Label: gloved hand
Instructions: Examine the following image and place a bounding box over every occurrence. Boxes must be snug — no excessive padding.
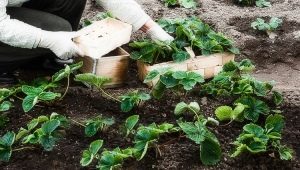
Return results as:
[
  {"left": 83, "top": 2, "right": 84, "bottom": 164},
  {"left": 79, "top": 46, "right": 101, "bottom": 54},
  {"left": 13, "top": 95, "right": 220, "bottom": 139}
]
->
[
  {"left": 38, "top": 31, "right": 83, "bottom": 60},
  {"left": 146, "top": 24, "right": 174, "bottom": 43}
]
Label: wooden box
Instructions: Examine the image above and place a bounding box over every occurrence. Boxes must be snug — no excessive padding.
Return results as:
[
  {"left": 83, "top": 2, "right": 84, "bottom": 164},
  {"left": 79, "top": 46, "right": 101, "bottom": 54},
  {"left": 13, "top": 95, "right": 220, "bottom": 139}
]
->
[
  {"left": 137, "top": 47, "right": 235, "bottom": 87},
  {"left": 73, "top": 18, "right": 132, "bottom": 87},
  {"left": 77, "top": 47, "right": 130, "bottom": 88}
]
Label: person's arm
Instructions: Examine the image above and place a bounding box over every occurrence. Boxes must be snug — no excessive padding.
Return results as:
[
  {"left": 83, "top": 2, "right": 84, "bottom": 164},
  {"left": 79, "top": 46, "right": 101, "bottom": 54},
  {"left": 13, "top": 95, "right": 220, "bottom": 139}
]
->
[
  {"left": 96, "top": 0, "right": 173, "bottom": 42},
  {"left": 0, "top": 0, "right": 82, "bottom": 59}
]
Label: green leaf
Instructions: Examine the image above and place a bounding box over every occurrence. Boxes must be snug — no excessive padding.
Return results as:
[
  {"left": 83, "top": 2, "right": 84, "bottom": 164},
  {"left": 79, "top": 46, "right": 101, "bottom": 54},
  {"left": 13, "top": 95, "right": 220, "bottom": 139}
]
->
[
  {"left": 0, "top": 101, "right": 12, "bottom": 112},
  {"left": 265, "top": 114, "right": 284, "bottom": 133},
  {"left": 215, "top": 106, "right": 233, "bottom": 121},
  {"left": 40, "top": 135, "right": 56, "bottom": 151},
  {"left": 39, "top": 92, "right": 61, "bottom": 101},
  {"left": 85, "top": 123, "right": 99, "bottom": 137},
  {"left": 172, "top": 51, "right": 190, "bottom": 63},
  {"left": 178, "top": 121, "right": 207, "bottom": 144},
  {"left": 41, "top": 120, "right": 60, "bottom": 134},
  {"left": 273, "top": 91, "right": 283, "bottom": 106},
  {"left": 236, "top": 96, "right": 270, "bottom": 122},
  {"left": 174, "top": 102, "right": 200, "bottom": 116},
  {"left": 0, "top": 131, "right": 15, "bottom": 147},
  {"left": 200, "top": 137, "right": 221, "bottom": 165},
  {"left": 125, "top": 115, "right": 139, "bottom": 136},
  {"left": 89, "top": 140, "right": 103, "bottom": 155},
  {"left": 144, "top": 70, "right": 160, "bottom": 83},
  {"left": 180, "top": 0, "right": 197, "bottom": 9},
  {"left": 80, "top": 150, "right": 93, "bottom": 166},
  {"left": 22, "top": 85, "right": 43, "bottom": 96},
  {"left": 152, "top": 81, "right": 167, "bottom": 99},
  {"left": 69, "top": 61, "right": 83, "bottom": 72},
  {"left": 75, "top": 73, "right": 111, "bottom": 89},
  {"left": 52, "top": 65, "right": 71, "bottom": 82},
  {"left": 22, "top": 96, "right": 39, "bottom": 112}
]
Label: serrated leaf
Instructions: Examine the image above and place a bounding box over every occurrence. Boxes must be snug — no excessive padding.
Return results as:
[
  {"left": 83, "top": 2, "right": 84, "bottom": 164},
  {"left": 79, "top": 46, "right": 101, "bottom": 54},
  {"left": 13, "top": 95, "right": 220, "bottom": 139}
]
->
[
  {"left": 0, "top": 101, "right": 12, "bottom": 112},
  {"left": 125, "top": 115, "right": 139, "bottom": 136},
  {"left": 215, "top": 106, "right": 233, "bottom": 121},
  {"left": 273, "top": 91, "right": 283, "bottom": 106},
  {"left": 265, "top": 114, "right": 284, "bottom": 133},
  {"left": 40, "top": 135, "right": 56, "bottom": 151},
  {"left": 178, "top": 121, "right": 207, "bottom": 144},
  {"left": 41, "top": 120, "right": 60, "bottom": 134},
  {"left": 22, "top": 96, "right": 39, "bottom": 112},
  {"left": 89, "top": 140, "right": 103, "bottom": 155},
  {"left": 174, "top": 102, "right": 189, "bottom": 115},
  {"left": 39, "top": 92, "right": 61, "bottom": 101},
  {"left": 75, "top": 73, "right": 111, "bottom": 88},
  {"left": 22, "top": 85, "right": 43, "bottom": 96},
  {"left": 200, "top": 136, "right": 221, "bottom": 165}
]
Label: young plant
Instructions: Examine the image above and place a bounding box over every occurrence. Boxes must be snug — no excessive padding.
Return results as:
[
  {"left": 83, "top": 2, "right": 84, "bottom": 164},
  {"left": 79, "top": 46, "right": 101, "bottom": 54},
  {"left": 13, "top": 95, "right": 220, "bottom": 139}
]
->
[
  {"left": 130, "top": 40, "right": 190, "bottom": 65},
  {"left": 120, "top": 91, "right": 151, "bottom": 112},
  {"left": 234, "top": 0, "right": 271, "bottom": 8},
  {"left": 124, "top": 115, "right": 140, "bottom": 137},
  {"left": 215, "top": 103, "right": 245, "bottom": 123},
  {"left": 21, "top": 62, "right": 83, "bottom": 112},
  {"left": 178, "top": 119, "right": 222, "bottom": 165},
  {"left": 174, "top": 101, "right": 201, "bottom": 116},
  {"left": 0, "top": 131, "right": 15, "bottom": 162},
  {"left": 16, "top": 113, "right": 69, "bottom": 151},
  {"left": 251, "top": 17, "right": 283, "bottom": 38},
  {"left": 99, "top": 147, "right": 136, "bottom": 170},
  {"left": 144, "top": 68, "right": 204, "bottom": 99},
  {"left": 164, "top": 0, "right": 197, "bottom": 9},
  {"left": 133, "top": 123, "right": 177, "bottom": 160},
  {"left": 231, "top": 114, "right": 293, "bottom": 160},
  {"left": 84, "top": 116, "right": 115, "bottom": 137},
  {"left": 80, "top": 139, "right": 103, "bottom": 166}
]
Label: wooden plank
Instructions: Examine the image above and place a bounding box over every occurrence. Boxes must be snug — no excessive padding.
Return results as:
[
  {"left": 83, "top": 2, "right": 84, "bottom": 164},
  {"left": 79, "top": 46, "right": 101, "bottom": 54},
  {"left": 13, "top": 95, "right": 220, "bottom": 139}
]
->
[
  {"left": 204, "top": 67, "right": 215, "bottom": 79},
  {"left": 222, "top": 53, "right": 235, "bottom": 64},
  {"left": 214, "top": 66, "right": 223, "bottom": 76}
]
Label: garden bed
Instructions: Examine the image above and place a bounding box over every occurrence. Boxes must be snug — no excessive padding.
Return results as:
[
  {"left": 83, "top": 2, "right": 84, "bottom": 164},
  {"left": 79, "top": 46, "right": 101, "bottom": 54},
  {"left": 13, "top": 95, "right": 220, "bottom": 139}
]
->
[{"left": 0, "top": 0, "right": 299, "bottom": 169}]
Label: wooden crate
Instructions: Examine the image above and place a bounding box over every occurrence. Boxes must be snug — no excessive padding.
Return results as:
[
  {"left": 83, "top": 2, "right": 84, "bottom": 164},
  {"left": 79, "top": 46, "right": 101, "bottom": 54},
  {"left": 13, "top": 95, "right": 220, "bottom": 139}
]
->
[
  {"left": 137, "top": 47, "right": 235, "bottom": 87},
  {"left": 73, "top": 18, "right": 132, "bottom": 87},
  {"left": 77, "top": 47, "right": 130, "bottom": 88}
]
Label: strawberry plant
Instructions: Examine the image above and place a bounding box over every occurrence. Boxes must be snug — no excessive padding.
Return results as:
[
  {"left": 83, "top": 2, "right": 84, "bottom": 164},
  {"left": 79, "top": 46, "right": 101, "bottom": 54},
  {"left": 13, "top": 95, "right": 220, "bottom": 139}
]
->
[
  {"left": 0, "top": 131, "right": 15, "bottom": 162},
  {"left": 80, "top": 139, "right": 103, "bottom": 166},
  {"left": 124, "top": 115, "right": 140, "bottom": 137},
  {"left": 130, "top": 40, "right": 190, "bottom": 64},
  {"left": 16, "top": 113, "right": 69, "bottom": 151},
  {"left": 215, "top": 103, "right": 245, "bottom": 123},
  {"left": 163, "top": 0, "right": 197, "bottom": 9},
  {"left": 231, "top": 114, "right": 293, "bottom": 160},
  {"left": 144, "top": 68, "right": 204, "bottom": 99},
  {"left": 175, "top": 101, "right": 221, "bottom": 165},
  {"left": 84, "top": 115, "right": 115, "bottom": 137},
  {"left": 159, "top": 17, "right": 240, "bottom": 55},
  {"left": 133, "top": 123, "right": 177, "bottom": 160},
  {"left": 75, "top": 73, "right": 151, "bottom": 112},
  {"left": 120, "top": 91, "right": 151, "bottom": 112},
  {"left": 234, "top": 0, "right": 271, "bottom": 8},
  {"left": 251, "top": 17, "right": 282, "bottom": 38}
]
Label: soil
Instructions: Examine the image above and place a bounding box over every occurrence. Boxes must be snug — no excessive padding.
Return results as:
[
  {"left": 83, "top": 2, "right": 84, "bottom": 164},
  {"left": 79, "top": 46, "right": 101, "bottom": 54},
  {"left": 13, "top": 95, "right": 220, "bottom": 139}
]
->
[{"left": 0, "top": 0, "right": 300, "bottom": 170}]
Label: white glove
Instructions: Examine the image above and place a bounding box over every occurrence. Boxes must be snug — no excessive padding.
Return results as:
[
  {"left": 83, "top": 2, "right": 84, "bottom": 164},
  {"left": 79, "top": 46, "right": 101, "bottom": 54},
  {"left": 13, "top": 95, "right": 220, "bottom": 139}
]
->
[
  {"left": 38, "top": 31, "right": 83, "bottom": 60},
  {"left": 146, "top": 24, "right": 174, "bottom": 42}
]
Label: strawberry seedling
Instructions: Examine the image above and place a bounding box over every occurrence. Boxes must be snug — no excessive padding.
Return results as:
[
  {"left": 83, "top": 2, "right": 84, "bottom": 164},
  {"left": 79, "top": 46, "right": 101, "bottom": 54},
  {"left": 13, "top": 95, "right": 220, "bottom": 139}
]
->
[
  {"left": 84, "top": 115, "right": 115, "bottom": 137},
  {"left": 120, "top": 91, "right": 151, "bottom": 112},
  {"left": 251, "top": 17, "right": 283, "bottom": 38},
  {"left": 163, "top": 0, "right": 197, "bottom": 9},
  {"left": 231, "top": 114, "right": 293, "bottom": 160},
  {"left": 80, "top": 139, "right": 104, "bottom": 166},
  {"left": 144, "top": 68, "right": 204, "bottom": 99}
]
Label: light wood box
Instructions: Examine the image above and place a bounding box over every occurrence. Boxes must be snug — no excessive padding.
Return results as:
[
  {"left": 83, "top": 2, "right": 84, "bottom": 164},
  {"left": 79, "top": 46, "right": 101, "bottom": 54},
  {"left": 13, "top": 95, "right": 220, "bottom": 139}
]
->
[{"left": 137, "top": 47, "right": 235, "bottom": 87}]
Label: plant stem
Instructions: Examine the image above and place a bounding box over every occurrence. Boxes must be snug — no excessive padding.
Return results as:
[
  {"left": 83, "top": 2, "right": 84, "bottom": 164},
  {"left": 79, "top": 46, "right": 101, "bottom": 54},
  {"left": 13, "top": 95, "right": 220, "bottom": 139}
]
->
[
  {"left": 13, "top": 146, "right": 36, "bottom": 152},
  {"left": 220, "top": 120, "right": 233, "bottom": 127},
  {"left": 70, "top": 118, "right": 85, "bottom": 127},
  {"left": 98, "top": 88, "right": 121, "bottom": 102},
  {"left": 60, "top": 76, "right": 70, "bottom": 100}
]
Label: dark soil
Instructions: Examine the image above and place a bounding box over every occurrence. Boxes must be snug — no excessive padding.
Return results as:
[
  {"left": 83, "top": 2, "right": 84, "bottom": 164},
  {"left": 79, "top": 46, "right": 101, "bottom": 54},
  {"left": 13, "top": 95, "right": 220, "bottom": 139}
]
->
[{"left": 0, "top": 0, "right": 299, "bottom": 170}]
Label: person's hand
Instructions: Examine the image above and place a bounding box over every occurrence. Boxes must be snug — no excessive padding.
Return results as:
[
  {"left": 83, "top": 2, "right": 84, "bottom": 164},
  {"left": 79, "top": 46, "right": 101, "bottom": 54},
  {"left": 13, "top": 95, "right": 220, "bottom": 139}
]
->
[
  {"left": 146, "top": 24, "right": 174, "bottom": 43},
  {"left": 38, "top": 31, "right": 84, "bottom": 60}
]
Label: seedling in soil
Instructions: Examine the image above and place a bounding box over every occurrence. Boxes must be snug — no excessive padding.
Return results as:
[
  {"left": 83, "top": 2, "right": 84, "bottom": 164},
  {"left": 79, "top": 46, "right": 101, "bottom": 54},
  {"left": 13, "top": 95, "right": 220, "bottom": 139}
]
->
[
  {"left": 133, "top": 123, "right": 178, "bottom": 160},
  {"left": 178, "top": 119, "right": 222, "bottom": 165},
  {"left": 251, "top": 17, "right": 283, "bottom": 39},
  {"left": 124, "top": 115, "right": 140, "bottom": 137},
  {"left": 0, "top": 131, "right": 15, "bottom": 162},
  {"left": 80, "top": 139, "right": 103, "bottom": 166},
  {"left": 120, "top": 91, "right": 151, "bottom": 112},
  {"left": 17, "top": 113, "right": 69, "bottom": 151},
  {"left": 215, "top": 103, "right": 245, "bottom": 123},
  {"left": 84, "top": 115, "right": 115, "bottom": 137},
  {"left": 231, "top": 114, "right": 293, "bottom": 160},
  {"left": 234, "top": 0, "right": 271, "bottom": 8},
  {"left": 130, "top": 40, "right": 190, "bottom": 65},
  {"left": 75, "top": 73, "right": 151, "bottom": 112},
  {"left": 159, "top": 17, "right": 240, "bottom": 55},
  {"left": 164, "top": 0, "right": 197, "bottom": 9},
  {"left": 144, "top": 68, "right": 204, "bottom": 99}
]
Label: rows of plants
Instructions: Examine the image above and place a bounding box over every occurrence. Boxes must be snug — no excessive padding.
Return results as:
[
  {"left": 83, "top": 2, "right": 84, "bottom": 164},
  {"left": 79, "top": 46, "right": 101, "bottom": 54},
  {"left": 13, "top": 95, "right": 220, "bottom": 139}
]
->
[{"left": 0, "top": 58, "right": 293, "bottom": 168}]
